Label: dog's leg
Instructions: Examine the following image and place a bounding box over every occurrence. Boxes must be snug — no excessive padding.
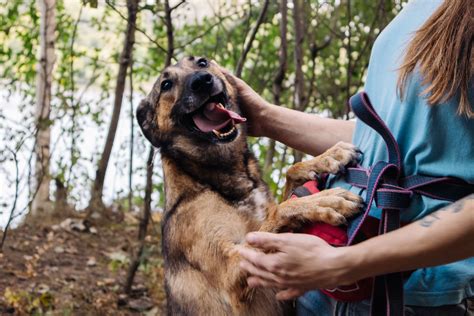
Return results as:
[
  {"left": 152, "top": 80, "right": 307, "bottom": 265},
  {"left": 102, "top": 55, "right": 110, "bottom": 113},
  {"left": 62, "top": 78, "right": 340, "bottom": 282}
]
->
[
  {"left": 235, "top": 187, "right": 362, "bottom": 310},
  {"left": 283, "top": 141, "right": 361, "bottom": 199},
  {"left": 260, "top": 187, "right": 363, "bottom": 233}
]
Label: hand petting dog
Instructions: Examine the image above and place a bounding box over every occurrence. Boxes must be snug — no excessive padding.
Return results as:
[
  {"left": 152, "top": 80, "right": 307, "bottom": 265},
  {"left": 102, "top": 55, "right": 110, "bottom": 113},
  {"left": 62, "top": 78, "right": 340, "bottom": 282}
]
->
[{"left": 238, "top": 232, "right": 355, "bottom": 301}]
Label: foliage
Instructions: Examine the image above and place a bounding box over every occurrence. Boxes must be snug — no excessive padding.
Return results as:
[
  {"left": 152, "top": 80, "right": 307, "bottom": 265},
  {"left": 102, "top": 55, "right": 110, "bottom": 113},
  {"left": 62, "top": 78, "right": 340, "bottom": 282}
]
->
[
  {"left": 0, "top": 0, "right": 408, "bottom": 221},
  {"left": 4, "top": 287, "right": 54, "bottom": 314}
]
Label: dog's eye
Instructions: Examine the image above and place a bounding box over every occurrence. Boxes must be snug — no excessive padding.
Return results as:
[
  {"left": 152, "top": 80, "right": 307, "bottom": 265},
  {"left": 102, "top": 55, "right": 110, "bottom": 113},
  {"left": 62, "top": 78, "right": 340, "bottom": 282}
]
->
[
  {"left": 197, "top": 58, "right": 208, "bottom": 68},
  {"left": 161, "top": 80, "right": 173, "bottom": 91}
]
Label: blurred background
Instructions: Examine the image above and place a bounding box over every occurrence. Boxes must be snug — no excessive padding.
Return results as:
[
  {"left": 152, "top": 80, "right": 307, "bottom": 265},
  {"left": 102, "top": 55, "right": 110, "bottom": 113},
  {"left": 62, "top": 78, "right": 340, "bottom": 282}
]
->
[{"left": 0, "top": 0, "right": 408, "bottom": 314}]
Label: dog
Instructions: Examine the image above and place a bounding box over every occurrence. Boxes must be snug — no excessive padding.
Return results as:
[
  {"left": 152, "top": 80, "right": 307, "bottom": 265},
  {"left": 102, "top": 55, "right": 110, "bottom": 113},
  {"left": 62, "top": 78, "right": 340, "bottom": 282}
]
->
[{"left": 136, "top": 56, "right": 362, "bottom": 315}]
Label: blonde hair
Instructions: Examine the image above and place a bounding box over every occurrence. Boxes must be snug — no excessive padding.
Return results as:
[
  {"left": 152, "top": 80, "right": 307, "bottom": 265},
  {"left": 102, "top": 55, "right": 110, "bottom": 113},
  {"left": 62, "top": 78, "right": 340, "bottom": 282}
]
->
[{"left": 397, "top": 0, "right": 473, "bottom": 118}]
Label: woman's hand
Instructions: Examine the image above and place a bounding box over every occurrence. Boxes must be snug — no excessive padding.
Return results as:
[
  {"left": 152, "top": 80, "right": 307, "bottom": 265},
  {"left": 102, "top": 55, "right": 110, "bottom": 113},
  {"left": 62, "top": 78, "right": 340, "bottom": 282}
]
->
[
  {"left": 238, "top": 232, "right": 356, "bottom": 300},
  {"left": 216, "top": 65, "right": 272, "bottom": 137},
  {"left": 214, "top": 62, "right": 355, "bottom": 155},
  {"left": 239, "top": 195, "right": 474, "bottom": 301}
]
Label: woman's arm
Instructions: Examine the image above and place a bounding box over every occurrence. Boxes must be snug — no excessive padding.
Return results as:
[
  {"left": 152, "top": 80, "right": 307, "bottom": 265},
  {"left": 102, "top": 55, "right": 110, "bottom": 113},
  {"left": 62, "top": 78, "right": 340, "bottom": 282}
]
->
[
  {"left": 259, "top": 104, "right": 355, "bottom": 156},
  {"left": 222, "top": 69, "right": 355, "bottom": 156},
  {"left": 238, "top": 194, "right": 474, "bottom": 300}
]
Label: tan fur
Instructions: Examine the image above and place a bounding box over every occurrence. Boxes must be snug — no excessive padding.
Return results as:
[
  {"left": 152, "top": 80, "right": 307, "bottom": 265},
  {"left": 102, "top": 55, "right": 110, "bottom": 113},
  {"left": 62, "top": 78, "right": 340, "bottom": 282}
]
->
[{"left": 136, "top": 57, "right": 362, "bottom": 315}]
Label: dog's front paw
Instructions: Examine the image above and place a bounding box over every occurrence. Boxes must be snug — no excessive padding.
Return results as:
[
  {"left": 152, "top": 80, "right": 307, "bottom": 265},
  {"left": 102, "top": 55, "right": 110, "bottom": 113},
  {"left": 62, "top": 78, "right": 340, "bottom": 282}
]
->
[
  {"left": 314, "top": 187, "right": 364, "bottom": 220},
  {"left": 317, "top": 141, "right": 361, "bottom": 174},
  {"left": 276, "top": 188, "right": 363, "bottom": 228},
  {"left": 285, "top": 142, "right": 361, "bottom": 188}
]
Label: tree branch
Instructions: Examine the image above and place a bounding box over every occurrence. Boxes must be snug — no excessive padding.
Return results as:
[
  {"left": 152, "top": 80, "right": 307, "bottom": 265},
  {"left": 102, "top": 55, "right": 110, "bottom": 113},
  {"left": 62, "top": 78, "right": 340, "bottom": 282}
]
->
[
  {"left": 1, "top": 148, "right": 20, "bottom": 251},
  {"left": 235, "top": 0, "right": 270, "bottom": 77},
  {"left": 105, "top": 0, "right": 171, "bottom": 58},
  {"left": 170, "top": 0, "right": 186, "bottom": 12}
]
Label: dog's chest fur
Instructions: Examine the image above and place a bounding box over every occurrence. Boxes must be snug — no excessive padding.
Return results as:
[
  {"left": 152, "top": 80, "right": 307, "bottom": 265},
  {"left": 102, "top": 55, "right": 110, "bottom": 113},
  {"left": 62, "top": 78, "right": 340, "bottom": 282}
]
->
[{"left": 235, "top": 186, "right": 271, "bottom": 222}]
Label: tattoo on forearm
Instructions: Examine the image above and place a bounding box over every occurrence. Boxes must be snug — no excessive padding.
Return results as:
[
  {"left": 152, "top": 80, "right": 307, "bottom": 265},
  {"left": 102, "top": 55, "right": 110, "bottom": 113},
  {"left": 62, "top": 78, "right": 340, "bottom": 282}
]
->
[{"left": 418, "top": 194, "right": 474, "bottom": 228}]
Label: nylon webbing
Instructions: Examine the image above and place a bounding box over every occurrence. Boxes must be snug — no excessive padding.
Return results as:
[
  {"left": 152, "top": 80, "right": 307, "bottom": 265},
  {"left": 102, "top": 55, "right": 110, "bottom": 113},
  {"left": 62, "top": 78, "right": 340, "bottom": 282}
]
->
[{"left": 346, "top": 92, "right": 474, "bottom": 316}]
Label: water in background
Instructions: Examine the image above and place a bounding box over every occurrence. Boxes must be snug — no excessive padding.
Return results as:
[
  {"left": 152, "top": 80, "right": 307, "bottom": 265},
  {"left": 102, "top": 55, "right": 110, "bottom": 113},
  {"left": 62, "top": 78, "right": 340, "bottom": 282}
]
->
[{"left": 0, "top": 90, "right": 163, "bottom": 228}]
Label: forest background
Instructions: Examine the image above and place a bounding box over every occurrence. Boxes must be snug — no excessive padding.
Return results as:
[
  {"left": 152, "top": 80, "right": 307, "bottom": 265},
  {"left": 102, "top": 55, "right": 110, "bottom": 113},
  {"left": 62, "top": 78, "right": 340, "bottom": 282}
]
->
[{"left": 0, "top": 0, "right": 407, "bottom": 314}]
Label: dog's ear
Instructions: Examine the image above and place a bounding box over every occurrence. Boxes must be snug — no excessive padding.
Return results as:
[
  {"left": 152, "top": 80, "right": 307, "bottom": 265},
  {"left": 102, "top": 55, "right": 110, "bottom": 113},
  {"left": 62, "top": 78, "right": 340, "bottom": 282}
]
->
[{"left": 136, "top": 98, "right": 161, "bottom": 147}]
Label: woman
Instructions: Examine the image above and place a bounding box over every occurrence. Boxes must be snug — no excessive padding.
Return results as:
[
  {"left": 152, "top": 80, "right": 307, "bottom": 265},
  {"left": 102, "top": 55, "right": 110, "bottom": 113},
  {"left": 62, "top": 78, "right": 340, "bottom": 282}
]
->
[{"left": 231, "top": 0, "right": 474, "bottom": 314}]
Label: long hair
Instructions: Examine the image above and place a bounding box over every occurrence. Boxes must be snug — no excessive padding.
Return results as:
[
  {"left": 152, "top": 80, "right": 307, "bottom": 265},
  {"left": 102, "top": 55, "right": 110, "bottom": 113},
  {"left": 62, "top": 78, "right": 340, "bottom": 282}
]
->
[{"left": 397, "top": 0, "right": 473, "bottom": 118}]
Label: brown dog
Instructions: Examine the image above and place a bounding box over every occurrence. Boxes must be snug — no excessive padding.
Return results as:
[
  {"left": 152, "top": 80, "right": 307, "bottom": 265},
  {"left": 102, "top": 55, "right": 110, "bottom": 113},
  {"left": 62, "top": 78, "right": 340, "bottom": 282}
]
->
[{"left": 137, "top": 57, "right": 362, "bottom": 315}]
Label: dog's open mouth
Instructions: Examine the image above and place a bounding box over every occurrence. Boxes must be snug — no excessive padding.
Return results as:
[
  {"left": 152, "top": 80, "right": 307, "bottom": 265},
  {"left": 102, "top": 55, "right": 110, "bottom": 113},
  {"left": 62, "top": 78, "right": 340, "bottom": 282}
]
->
[{"left": 186, "top": 92, "right": 246, "bottom": 142}]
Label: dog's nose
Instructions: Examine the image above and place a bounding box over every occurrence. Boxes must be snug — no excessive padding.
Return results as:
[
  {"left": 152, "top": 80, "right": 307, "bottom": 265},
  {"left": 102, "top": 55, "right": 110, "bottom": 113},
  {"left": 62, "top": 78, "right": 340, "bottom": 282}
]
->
[{"left": 190, "top": 72, "right": 213, "bottom": 93}]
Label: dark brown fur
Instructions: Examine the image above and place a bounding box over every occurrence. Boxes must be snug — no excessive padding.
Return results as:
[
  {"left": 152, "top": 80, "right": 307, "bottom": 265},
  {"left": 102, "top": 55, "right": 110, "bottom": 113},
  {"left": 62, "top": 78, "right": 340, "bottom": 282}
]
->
[{"left": 137, "top": 57, "right": 362, "bottom": 315}]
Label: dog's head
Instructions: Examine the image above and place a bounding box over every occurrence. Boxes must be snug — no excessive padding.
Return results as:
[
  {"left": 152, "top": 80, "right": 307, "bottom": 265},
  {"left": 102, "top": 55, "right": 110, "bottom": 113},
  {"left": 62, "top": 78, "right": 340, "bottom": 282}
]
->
[{"left": 137, "top": 56, "right": 248, "bottom": 160}]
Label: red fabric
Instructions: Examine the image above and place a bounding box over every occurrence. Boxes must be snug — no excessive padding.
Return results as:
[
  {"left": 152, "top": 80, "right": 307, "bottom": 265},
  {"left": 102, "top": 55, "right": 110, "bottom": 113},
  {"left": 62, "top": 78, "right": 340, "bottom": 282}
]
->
[
  {"left": 300, "top": 222, "right": 348, "bottom": 246},
  {"left": 290, "top": 180, "right": 349, "bottom": 247},
  {"left": 290, "top": 180, "right": 374, "bottom": 302}
]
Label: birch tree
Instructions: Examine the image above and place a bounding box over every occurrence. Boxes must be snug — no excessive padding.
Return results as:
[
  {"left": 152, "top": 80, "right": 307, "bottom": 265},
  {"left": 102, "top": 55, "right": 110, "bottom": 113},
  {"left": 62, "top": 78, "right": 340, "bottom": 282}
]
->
[{"left": 31, "top": 0, "right": 56, "bottom": 217}]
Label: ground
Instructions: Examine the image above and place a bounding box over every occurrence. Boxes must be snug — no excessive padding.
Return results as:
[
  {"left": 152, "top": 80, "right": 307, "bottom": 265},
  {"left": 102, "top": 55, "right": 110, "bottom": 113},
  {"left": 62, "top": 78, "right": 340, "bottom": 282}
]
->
[{"left": 0, "top": 213, "right": 166, "bottom": 315}]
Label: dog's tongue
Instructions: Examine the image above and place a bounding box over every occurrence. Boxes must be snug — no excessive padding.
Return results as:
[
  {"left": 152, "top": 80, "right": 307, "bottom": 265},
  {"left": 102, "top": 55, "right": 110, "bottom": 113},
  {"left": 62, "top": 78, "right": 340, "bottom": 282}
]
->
[{"left": 192, "top": 102, "right": 246, "bottom": 133}]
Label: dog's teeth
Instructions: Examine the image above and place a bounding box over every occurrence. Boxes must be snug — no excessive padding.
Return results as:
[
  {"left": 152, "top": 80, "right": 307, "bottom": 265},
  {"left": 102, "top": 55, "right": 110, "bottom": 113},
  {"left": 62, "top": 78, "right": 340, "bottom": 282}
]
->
[{"left": 212, "top": 126, "right": 236, "bottom": 138}]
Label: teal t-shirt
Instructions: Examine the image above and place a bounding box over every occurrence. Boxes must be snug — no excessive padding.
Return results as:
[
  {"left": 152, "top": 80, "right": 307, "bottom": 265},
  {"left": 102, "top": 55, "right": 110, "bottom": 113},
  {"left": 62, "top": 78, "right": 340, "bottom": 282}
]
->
[{"left": 327, "top": 0, "right": 474, "bottom": 307}]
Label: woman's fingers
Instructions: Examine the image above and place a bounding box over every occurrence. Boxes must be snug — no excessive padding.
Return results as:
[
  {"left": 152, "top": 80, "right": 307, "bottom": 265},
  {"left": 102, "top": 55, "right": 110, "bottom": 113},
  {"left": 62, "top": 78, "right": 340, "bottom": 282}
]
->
[
  {"left": 246, "top": 276, "right": 286, "bottom": 289},
  {"left": 245, "top": 232, "right": 288, "bottom": 251},
  {"left": 238, "top": 247, "right": 283, "bottom": 273},
  {"left": 240, "top": 258, "right": 287, "bottom": 286},
  {"left": 276, "top": 288, "right": 305, "bottom": 301},
  {"left": 239, "top": 258, "right": 274, "bottom": 280}
]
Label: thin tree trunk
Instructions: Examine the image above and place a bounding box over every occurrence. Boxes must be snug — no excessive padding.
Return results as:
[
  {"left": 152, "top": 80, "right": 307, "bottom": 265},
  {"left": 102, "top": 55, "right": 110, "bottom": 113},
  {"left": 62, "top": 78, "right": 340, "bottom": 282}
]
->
[
  {"left": 263, "top": 139, "right": 276, "bottom": 177},
  {"left": 89, "top": 0, "right": 139, "bottom": 213},
  {"left": 292, "top": 0, "right": 305, "bottom": 163},
  {"left": 124, "top": 0, "right": 174, "bottom": 294},
  {"left": 264, "top": 0, "right": 288, "bottom": 175},
  {"left": 1, "top": 149, "right": 20, "bottom": 250},
  {"left": 235, "top": 0, "right": 270, "bottom": 77},
  {"left": 305, "top": 1, "right": 332, "bottom": 111},
  {"left": 164, "top": 0, "right": 174, "bottom": 67},
  {"left": 274, "top": 145, "right": 288, "bottom": 199},
  {"left": 31, "top": 0, "right": 56, "bottom": 217},
  {"left": 124, "top": 146, "right": 154, "bottom": 294},
  {"left": 66, "top": 5, "right": 83, "bottom": 192},
  {"left": 345, "top": 0, "right": 352, "bottom": 119},
  {"left": 128, "top": 59, "right": 134, "bottom": 213}
]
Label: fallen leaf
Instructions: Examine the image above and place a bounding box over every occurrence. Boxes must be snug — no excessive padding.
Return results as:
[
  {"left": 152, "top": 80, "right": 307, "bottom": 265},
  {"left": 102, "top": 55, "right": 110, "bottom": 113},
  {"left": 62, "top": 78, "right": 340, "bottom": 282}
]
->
[
  {"left": 87, "top": 257, "right": 97, "bottom": 267},
  {"left": 145, "top": 307, "right": 160, "bottom": 316},
  {"left": 103, "top": 278, "right": 115, "bottom": 285},
  {"left": 36, "top": 283, "right": 50, "bottom": 294},
  {"left": 65, "top": 246, "right": 78, "bottom": 254},
  {"left": 105, "top": 251, "right": 128, "bottom": 263}
]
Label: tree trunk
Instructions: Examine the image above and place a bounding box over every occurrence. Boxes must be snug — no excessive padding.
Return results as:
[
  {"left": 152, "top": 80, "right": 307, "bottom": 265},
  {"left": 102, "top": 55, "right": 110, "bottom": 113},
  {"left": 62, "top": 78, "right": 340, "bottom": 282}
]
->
[
  {"left": 292, "top": 0, "right": 305, "bottom": 163},
  {"left": 264, "top": 0, "right": 288, "bottom": 176},
  {"left": 31, "top": 0, "right": 56, "bottom": 217},
  {"left": 124, "top": 0, "right": 172, "bottom": 294},
  {"left": 89, "top": 0, "right": 139, "bottom": 213},
  {"left": 345, "top": 0, "right": 352, "bottom": 119},
  {"left": 124, "top": 146, "right": 154, "bottom": 294},
  {"left": 164, "top": 0, "right": 174, "bottom": 68},
  {"left": 128, "top": 60, "right": 134, "bottom": 213}
]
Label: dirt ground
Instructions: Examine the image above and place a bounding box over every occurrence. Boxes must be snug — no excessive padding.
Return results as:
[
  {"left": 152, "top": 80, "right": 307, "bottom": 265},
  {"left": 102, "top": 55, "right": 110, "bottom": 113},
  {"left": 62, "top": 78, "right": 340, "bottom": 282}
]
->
[{"left": 0, "top": 213, "right": 166, "bottom": 315}]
